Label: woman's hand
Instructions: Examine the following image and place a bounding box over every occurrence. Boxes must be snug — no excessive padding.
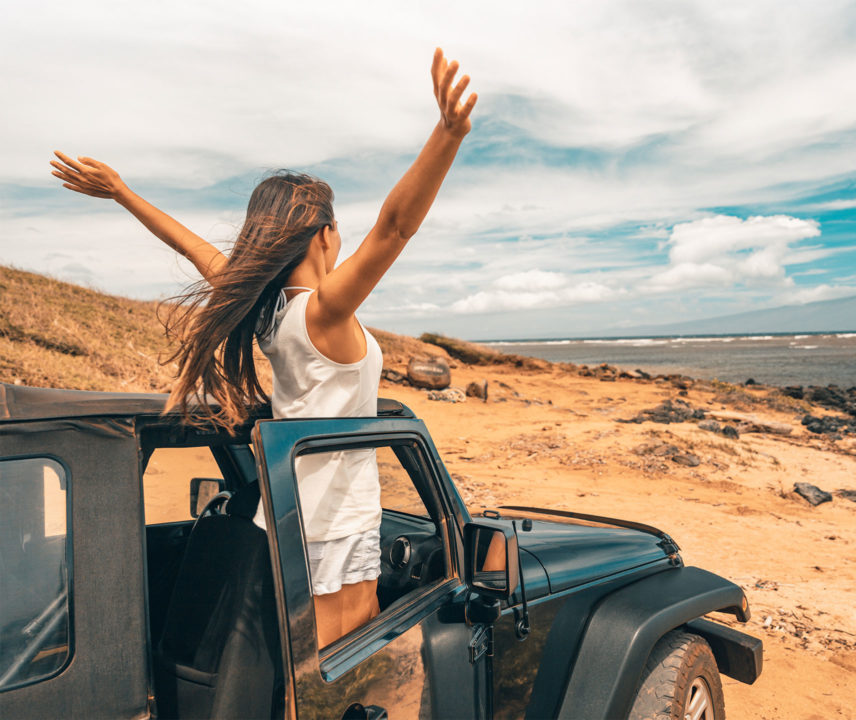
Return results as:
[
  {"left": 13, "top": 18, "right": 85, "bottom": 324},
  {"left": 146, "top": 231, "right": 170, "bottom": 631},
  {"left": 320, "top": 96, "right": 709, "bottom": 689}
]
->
[
  {"left": 432, "top": 47, "right": 478, "bottom": 139},
  {"left": 50, "top": 151, "right": 128, "bottom": 200}
]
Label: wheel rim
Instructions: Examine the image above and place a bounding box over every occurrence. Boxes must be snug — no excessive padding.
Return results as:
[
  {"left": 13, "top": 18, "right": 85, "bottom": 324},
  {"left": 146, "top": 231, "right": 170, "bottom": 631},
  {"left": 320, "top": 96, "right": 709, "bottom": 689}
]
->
[{"left": 684, "top": 677, "right": 714, "bottom": 720}]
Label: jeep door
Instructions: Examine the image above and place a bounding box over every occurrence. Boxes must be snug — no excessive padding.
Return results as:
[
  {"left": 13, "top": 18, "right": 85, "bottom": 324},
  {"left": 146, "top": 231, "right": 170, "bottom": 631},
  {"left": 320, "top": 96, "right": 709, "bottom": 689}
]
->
[
  {"left": 253, "top": 416, "right": 487, "bottom": 720},
  {"left": 0, "top": 419, "right": 149, "bottom": 720}
]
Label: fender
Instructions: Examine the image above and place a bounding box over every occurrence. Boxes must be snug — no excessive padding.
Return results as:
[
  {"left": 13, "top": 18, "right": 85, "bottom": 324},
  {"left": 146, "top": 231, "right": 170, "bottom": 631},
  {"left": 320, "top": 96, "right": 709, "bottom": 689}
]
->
[{"left": 556, "top": 566, "right": 748, "bottom": 720}]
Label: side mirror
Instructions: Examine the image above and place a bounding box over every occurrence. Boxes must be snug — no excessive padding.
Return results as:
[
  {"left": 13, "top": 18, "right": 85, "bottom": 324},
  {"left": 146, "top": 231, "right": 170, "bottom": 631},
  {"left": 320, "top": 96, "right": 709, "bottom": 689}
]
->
[
  {"left": 463, "top": 520, "right": 520, "bottom": 600},
  {"left": 190, "top": 477, "right": 225, "bottom": 518}
]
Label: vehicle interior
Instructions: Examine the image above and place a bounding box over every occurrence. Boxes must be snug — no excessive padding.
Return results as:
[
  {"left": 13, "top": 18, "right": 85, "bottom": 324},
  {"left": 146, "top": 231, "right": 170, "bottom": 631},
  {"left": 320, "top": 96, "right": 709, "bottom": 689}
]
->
[{"left": 138, "top": 422, "right": 450, "bottom": 719}]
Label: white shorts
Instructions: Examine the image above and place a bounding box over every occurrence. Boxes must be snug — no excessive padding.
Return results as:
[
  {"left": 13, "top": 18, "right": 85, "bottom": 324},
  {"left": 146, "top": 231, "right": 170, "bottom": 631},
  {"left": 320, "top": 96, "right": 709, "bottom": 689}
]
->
[{"left": 307, "top": 527, "right": 381, "bottom": 596}]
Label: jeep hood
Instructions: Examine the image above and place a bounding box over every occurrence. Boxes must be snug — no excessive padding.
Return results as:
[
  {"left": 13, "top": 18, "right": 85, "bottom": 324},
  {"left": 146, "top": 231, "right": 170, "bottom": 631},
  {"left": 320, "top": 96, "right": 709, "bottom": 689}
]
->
[{"left": 498, "top": 508, "right": 676, "bottom": 596}]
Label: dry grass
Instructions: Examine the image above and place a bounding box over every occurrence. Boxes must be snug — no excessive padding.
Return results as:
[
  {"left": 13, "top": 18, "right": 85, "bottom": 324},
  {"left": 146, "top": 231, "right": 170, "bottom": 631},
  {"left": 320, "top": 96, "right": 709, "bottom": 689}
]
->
[
  {"left": 0, "top": 265, "right": 449, "bottom": 393},
  {"left": 367, "top": 327, "right": 451, "bottom": 368},
  {"left": 0, "top": 265, "right": 175, "bottom": 391},
  {"left": 419, "top": 332, "right": 550, "bottom": 370}
]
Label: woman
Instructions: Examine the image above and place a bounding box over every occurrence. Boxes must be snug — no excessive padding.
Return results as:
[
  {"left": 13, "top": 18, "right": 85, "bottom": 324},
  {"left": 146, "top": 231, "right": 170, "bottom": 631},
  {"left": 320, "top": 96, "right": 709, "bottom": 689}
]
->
[{"left": 50, "top": 48, "right": 476, "bottom": 647}]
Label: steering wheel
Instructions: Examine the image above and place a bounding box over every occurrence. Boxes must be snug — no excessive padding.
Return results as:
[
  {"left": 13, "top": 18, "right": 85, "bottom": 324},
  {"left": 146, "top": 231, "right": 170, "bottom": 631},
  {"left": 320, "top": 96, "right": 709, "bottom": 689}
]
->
[{"left": 192, "top": 490, "right": 233, "bottom": 532}]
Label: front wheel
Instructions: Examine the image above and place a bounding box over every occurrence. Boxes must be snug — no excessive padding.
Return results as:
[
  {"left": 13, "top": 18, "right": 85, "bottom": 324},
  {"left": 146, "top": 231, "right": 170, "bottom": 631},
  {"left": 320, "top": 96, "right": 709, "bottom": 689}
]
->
[{"left": 628, "top": 630, "right": 725, "bottom": 720}]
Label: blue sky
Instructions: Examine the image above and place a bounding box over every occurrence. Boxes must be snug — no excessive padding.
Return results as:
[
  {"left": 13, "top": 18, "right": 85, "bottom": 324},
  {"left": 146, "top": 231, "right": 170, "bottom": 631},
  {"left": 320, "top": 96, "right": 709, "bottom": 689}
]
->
[{"left": 1, "top": 0, "right": 855, "bottom": 339}]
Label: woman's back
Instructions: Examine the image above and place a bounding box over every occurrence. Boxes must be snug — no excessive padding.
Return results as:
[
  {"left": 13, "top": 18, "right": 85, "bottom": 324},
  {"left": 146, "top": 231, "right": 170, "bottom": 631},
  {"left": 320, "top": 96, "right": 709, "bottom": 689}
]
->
[{"left": 258, "top": 289, "right": 382, "bottom": 421}]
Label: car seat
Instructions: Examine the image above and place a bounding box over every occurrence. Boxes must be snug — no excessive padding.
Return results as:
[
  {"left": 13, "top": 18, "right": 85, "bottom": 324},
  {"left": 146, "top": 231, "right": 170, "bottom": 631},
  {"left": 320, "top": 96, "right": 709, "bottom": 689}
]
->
[{"left": 153, "top": 482, "right": 283, "bottom": 719}]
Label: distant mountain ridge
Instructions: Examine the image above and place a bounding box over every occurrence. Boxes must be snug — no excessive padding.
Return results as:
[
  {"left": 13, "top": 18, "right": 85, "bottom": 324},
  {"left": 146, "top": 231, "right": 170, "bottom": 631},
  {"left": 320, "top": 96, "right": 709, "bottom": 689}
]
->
[{"left": 600, "top": 294, "right": 856, "bottom": 338}]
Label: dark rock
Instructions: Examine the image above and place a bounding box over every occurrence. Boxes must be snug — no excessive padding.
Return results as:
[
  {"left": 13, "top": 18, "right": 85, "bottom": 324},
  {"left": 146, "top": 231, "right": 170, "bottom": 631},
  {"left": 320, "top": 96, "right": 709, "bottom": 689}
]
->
[
  {"left": 835, "top": 489, "right": 856, "bottom": 503},
  {"left": 635, "top": 369, "right": 652, "bottom": 380},
  {"left": 801, "top": 414, "right": 856, "bottom": 436},
  {"left": 745, "top": 378, "right": 756, "bottom": 385},
  {"left": 782, "top": 386, "right": 804, "bottom": 400},
  {"left": 721, "top": 425, "right": 740, "bottom": 440},
  {"left": 793, "top": 482, "right": 833, "bottom": 506},
  {"left": 407, "top": 356, "right": 451, "bottom": 389},
  {"left": 672, "top": 453, "right": 701, "bottom": 467},
  {"left": 624, "top": 399, "right": 698, "bottom": 424},
  {"left": 633, "top": 443, "right": 680, "bottom": 457},
  {"left": 691, "top": 409, "right": 706, "bottom": 420},
  {"left": 698, "top": 420, "right": 721, "bottom": 433},
  {"left": 381, "top": 368, "right": 411, "bottom": 385},
  {"left": 466, "top": 380, "right": 488, "bottom": 401},
  {"left": 806, "top": 385, "right": 856, "bottom": 417}
]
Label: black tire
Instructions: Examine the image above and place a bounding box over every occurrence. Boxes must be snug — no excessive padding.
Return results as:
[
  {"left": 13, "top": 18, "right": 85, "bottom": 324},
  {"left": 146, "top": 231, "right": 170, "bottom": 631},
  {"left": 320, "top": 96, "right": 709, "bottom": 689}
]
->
[{"left": 628, "top": 630, "right": 725, "bottom": 720}]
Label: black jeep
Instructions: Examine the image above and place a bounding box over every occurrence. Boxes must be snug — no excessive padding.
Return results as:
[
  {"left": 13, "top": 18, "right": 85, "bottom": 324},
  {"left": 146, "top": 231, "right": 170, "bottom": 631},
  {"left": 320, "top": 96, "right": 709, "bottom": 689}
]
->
[{"left": 0, "top": 383, "right": 761, "bottom": 719}]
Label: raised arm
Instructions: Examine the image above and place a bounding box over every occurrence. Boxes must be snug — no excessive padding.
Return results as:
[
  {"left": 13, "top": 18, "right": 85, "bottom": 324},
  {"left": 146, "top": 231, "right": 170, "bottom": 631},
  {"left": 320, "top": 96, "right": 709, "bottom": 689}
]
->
[
  {"left": 50, "top": 152, "right": 227, "bottom": 282},
  {"left": 314, "top": 48, "right": 477, "bottom": 321}
]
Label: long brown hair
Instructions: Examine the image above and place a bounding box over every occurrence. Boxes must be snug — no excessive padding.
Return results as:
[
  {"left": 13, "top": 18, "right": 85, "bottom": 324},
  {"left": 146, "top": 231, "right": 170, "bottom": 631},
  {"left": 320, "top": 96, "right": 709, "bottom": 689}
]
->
[{"left": 163, "top": 171, "right": 334, "bottom": 432}]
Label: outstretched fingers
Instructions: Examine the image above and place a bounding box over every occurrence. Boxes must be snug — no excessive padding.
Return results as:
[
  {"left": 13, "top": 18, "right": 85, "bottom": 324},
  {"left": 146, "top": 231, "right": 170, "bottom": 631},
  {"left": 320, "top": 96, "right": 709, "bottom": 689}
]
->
[
  {"left": 447, "top": 74, "right": 471, "bottom": 113},
  {"left": 439, "top": 59, "right": 459, "bottom": 107},
  {"left": 50, "top": 163, "right": 96, "bottom": 188},
  {"left": 431, "top": 47, "right": 444, "bottom": 96},
  {"left": 53, "top": 150, "right": 87, "bottom": 173},
  {"left": 50, "top": 164, "right": 87, "bottom": 186},
  {"left": 460, "top": 91, "right": 478, "bottom": 120}
]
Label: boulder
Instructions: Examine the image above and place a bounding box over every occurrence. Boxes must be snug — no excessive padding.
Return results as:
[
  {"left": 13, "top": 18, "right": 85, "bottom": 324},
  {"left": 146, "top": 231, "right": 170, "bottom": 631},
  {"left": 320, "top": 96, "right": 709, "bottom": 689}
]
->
[
  {"left": 620, "top": 399, "right": 698, "bottom": 424},
  {"left": 801, "top": 414, "right": 855, "bottom": 436},
  {"left": 381, "top": 368, "right": 411, "bottom": 385},
  {"left": 407, "top": 356, "right": 451, "bottom": 390},
  {"left": 633, "top": 443, "right": 680, "bottom": 457},
  {"left": 710, "top": 411, "right": 792, "bottom": 436},
  {"left": 835, "top": 489, "right": 856, "bottom": 504},
  {"left": 722, "top": 425, "right": 740, "bottom": 440},
  {"left": 698, "top": 420, "right": 721, "bottom": 433},
  {"left": 465, "top": 380, "right": 488, "bottom": 401},
  {"left": 672, "top": 453, "right": 701, "bottom": 467},
  {"left": 793, "top": 482, "right": 832, "bottom": 506}
]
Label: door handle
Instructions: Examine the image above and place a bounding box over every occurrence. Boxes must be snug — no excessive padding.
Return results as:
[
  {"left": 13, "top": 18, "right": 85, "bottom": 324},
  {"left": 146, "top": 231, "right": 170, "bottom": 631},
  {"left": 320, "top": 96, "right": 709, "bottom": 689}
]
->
[{"left": 342, "top": 702, "right": 388, "bottom": 720}]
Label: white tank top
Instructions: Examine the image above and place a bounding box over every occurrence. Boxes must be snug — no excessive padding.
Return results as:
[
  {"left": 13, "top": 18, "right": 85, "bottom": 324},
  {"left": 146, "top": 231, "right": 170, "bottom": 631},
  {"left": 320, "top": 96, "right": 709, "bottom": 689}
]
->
[{"left": 256, "top": 289, "right": 383, "bottom": 542}]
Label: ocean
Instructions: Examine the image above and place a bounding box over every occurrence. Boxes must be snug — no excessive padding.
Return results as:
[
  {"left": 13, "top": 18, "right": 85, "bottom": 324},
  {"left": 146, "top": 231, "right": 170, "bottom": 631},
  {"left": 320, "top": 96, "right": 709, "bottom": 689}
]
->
[{"left": 483, "top": 333, "right": 856, "bottom": 388}]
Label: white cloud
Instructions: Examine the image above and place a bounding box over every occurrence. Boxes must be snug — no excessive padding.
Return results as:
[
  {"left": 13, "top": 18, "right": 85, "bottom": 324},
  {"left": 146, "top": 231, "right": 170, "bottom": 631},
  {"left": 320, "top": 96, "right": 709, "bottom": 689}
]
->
[
  {"left": 780, "top": 284, "right": 856, "bottom": 305},
  {"left": 668, "top": 215, "right": 820, "bottom": 265},
  {"left": 450, "top": 281, "right": 614, "bottom": 314},
  {"left": 644, "top": 262, "right": 733, "bottom": 293},
  {"left": 493, "top": 270, "right": 568, "bottom": 291},
  {"left": 645, "top": 214, "right": 821, "bottom": 293},
  {"left": 804, "top": 198, "right": 856, "bottom": 212}
]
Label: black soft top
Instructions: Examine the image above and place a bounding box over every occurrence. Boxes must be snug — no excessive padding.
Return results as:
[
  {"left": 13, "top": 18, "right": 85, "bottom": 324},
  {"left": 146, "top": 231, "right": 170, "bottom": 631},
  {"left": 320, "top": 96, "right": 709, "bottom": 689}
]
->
[{"left": 0, "top": 383, "right": 413, "bottom": 423}]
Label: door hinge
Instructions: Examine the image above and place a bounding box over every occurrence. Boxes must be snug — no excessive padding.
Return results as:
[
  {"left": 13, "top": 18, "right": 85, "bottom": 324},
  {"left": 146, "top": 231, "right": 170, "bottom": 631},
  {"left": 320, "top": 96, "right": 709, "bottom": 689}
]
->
[{"left": 469, "top": 623, "right": 493, "bottom": 664}]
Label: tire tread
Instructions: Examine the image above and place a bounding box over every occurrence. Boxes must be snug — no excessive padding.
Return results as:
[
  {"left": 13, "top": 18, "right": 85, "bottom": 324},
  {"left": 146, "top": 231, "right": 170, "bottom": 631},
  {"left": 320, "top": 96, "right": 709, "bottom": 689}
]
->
[{"left": 627, "top": 629, "right": 725, "bottom": 720}]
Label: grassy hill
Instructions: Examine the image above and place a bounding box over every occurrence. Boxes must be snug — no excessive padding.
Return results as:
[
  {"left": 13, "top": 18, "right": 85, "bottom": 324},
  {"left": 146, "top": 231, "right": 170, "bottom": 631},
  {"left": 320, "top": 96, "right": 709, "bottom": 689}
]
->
[{"left": 0, "top": 265, "right": 456, "bottom": 393}]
